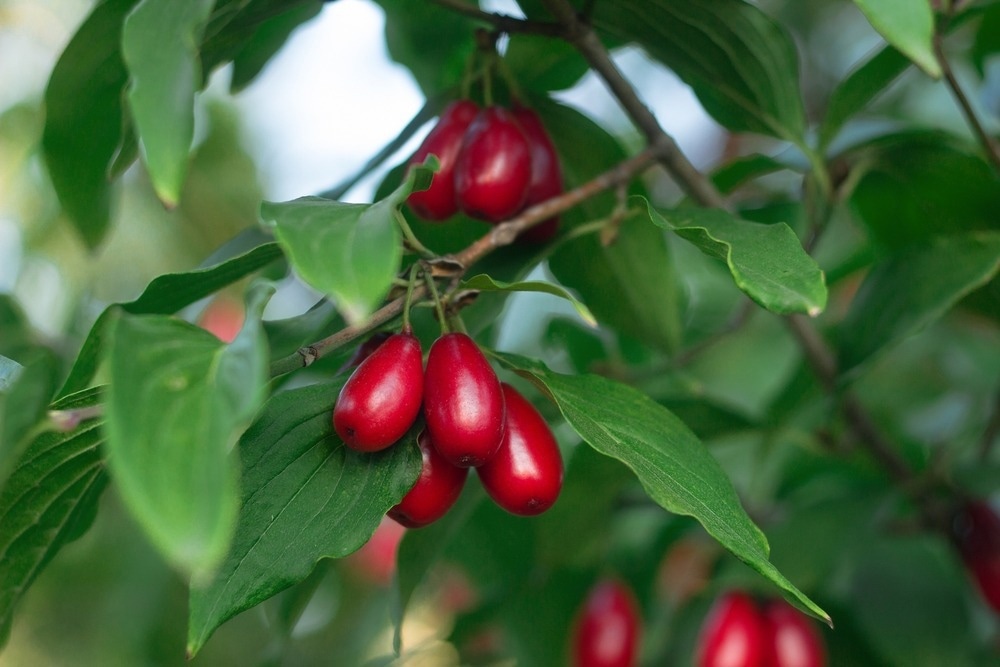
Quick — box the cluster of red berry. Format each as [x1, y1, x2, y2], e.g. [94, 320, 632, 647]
[406, 100, 562, 243]
[696, 591, 826, 667]
[333, 329, 564, 527]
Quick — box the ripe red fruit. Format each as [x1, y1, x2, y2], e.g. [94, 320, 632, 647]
[511, 105, 562, 243]
[388, 430, 468, 528]
[477, 383, 563, 516]
[333, 331, 423, 452]
[423, 333, 505, 467]
[407, 99, 479, 221]
[696, 591, 767, 667]
[454, 106, 532, 222]
[571, 578, 641, 667]
[762, 600, 826, 667]
[950, 499, 1000, 614]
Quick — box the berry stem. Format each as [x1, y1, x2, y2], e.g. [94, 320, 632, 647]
[394, 209, 434, 259]
[402, 263, 419, 333]
[422, 263, 450, 333]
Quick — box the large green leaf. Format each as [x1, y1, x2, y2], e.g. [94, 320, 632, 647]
[59, 242, 283, 398]
[229, 2, 323, 92]
[41, 0, 139, 248]
[593, 0, 806, 143]
[643, 199, 828, 316]
[838, 232, 1000, 376]
[853, 0, 940, 78]
[542, 99, 684, 353]
[123, 0, 215, 206]
[505, 33, 590, 92]
[187, 380, 421, 657]
[0, 354, 59, 489]
[493, 351, 829, 624]
[0, 387, 107, 647]
[260, 161, 433, 325]
[104, 285, 272, 581]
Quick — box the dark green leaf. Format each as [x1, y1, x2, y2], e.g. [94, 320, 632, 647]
[41, 0, 139, 248]
[712, 153, 791, 194]
[230, 3, 323, 92]
[972, 4, 1000, 75]
[642, 198, 828, 316]
[58, 242, 283, 398]
[0, 387, 107, 647]
[593, 0, 806, 142]
[261, 161, 433, 324]
[462, 274, 596, 326]
[505, 34, 590, 92]
[122, 0, 214, 206]
[839, 232, 1000, 376]
[492, 351, 829, 624]
[852, 0, 940, 77]
[820, 45, 911, 149]
[104, 285, 272, 581]
[0, 353, 59, 489]
[188, 380, 421, 657]
[264, 300, 344, 360]
[0, 296, 35, 363]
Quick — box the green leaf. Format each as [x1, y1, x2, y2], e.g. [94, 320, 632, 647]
[505, 34, 590, 92]
[58, 242, 283, 398]
[187, 380, 421, 657]
[41, 0, 139, 248]
[462, 274, 596, 327]
[972, 4, 1000, 76]
[593, 0, 806, 143]
[712, 153, 791, 194]
[853, 0, 941, 78]
[838, 232, 1000, 376]
[229, 3, 323, 92]
[642, 198, 828, 316]
[492, 351, 829, 625]
[0, 357, 21, 392]
[123, 0, 214, 206]
[0, 353, 59, 490]
[0, 387, 107, 647]
[104, 285, 273, 581]
[260, 162, 433, 324]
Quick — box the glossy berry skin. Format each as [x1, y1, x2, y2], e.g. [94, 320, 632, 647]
[407, 100, 479, 221]
[333, 332, 423, 452]
[477, 383, 563, 516]
[423, 333, 505, 467]
[454, 106, 532, 222]
[697, 591, 767, 667]
[511, 105, 562, 243]
[762, 600, 826, 667]
[950, 500, 1000, 614]
[388, 430, 468, 528]
[571, 578, 641, 667]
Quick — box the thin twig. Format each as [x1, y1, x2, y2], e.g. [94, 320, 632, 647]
[428, 0, 565, 36]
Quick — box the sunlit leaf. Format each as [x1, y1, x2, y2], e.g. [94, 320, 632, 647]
[853, 0, 940, 78]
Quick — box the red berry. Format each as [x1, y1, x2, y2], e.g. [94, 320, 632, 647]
[454, 106, 532, 222]
[571, 578, 641, 667]
[696, 591, 767, 667]
[950, 500, 1000, 614]
[423, 333, 505, 467]
[407, 99, 480, 221]
[761, 600, 826, 667]
[333, 331, 423, 452]
[511, 105, 562, 243]
[388, 430, 468, 528]
[477, 383, 563, 516]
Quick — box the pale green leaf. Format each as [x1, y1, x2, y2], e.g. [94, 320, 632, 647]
[853, 0, 941, 78]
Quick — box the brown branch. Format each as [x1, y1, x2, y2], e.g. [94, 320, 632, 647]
[428, 0, 565, 37]
[539, 0, 728, 209]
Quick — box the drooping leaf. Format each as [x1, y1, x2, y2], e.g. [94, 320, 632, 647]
[59, 242, 283, 398]
[41, 0, 139, 248]
[0, 387, 107, 647]
[260, 160, 434, 324]
[852, 0, 940, 78]
[492, 351, 829, 624]
[122, 0, 215, 206]
[187, 380, 421, 657]
[0, 353, 59, 489]
[593, 0, 807, 143]
[104, 284, 273, 581]
[462, 274, 596, 327]
[642, 199, 828, 316]
[838, 232, 1000, 376]
[819, 45, 911, 149]
[230, 2, 324, 92]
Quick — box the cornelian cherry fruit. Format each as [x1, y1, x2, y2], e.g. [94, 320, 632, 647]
[477, 383, 563, 516]
[696, 591, 767, 667]
[571, 578, 641, 667]
[407, 99, 479, 221]
[333, 331, 423, 452]
[511, 105, 562, 243]
[454, 106, 532, 222]
[388, 430, 468, 528]
[762, 599, 826, 667]
[423, 332, 505, 467]
[950, 499, 1000, 614]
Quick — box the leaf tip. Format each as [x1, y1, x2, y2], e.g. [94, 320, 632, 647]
[807, 305, 823, 318]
